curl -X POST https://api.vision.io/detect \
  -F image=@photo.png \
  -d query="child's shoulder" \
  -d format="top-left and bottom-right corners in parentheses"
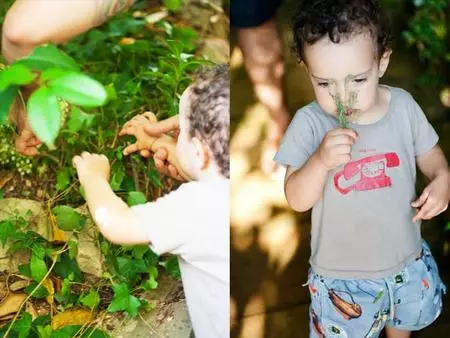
top-left (385, 85), bottom-right (417, 106)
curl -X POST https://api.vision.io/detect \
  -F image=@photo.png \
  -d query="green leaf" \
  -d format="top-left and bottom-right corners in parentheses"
top-left (67, 106), bottom-right (94, 132)
top-left (31, 245), bottom-right (48, 282)
top-left (142, 266), bottom-right (158, 290)
top-left (0, 220), bottom-right (15, 247)
top-left (27, 86), bottom-right (61, 145)
top-left (52, 205), bottom-right (86, 231)
top-left (80, 289), bottom-right (100, 310)
top-left (54, 252), bottom-right (83, 282)
top-left (55, 168), bottom-right (71, 191)
top-left (444, 222), bottom-right (450, 232)
top-left (107, 283), bottom-right (141, 317)
top-left (117, 257), bottom-right (147, 279)
top-left (127, 191), bottom-right (147, 206)
top-left (68, 239), bottom-right (78, 260)
top-left (37, 324), bottom-right (53, 338)
top-left (17, 44), bottom-right (80, 71)
top-left (106, 83), bottom-right (117, 101)
top-left (40, 68), bottom-right (71, 82)
top-left (0, 86), bottom-right (18, 125)
top-left (52, 325), bottom-right (108, 338)
top-left (160, 256), bottom-right (181, 280)
top-left (163, 0), bottom-right (182, 11)
top-left (0, 64), bottom-right (36, 91)
top-left (132, 246), bottom-right (149, 260)
top-left (19, 263), bottom-right (32, 279)
top-left (48, 72), bottom-right (107, 107)
top-left (33, 314), bottom-right (51, 327)
top-left (25, 281), bottom-right (49, 299)
top-left (148, 167), bottom-right (163, 188)
top-left (12, 312), bottom-right (32, 338)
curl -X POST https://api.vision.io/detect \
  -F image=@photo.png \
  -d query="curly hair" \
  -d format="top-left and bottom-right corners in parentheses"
top-left (187, 65), bottom-right (230, 178)
top-left (292, 0), bottom-right (393, 63)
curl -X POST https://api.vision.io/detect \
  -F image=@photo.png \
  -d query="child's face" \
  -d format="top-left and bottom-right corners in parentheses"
top-left (303, 32), bottom-right (391, 117)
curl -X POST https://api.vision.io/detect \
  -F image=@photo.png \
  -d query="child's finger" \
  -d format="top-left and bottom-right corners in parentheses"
top-left (154, 148), bottom-right (168, 160)
top-left (412, 201), bottom-right (433, 222)
top-left (123, 143), bottom-right (139, 156)
top-left (143, 111), bottom-right (157, 123)
top-left (140, 149), bottom-right (151, 158)
top-left (168, 164), bottom-right (179, 179)
top-left (72, 155), bottom-right (82, 168)
top-left (411, 190), bottom-right (430, 208)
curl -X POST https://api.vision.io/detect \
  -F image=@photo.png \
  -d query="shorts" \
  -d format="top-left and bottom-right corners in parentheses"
top-left (306, 240), bottom-right (446, 337)
top-left (230, 0), bottom-right (282, 28)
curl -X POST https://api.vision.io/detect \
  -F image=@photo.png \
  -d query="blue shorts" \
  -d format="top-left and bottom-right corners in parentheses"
top-left (307, 241), bottom-right (446, 337)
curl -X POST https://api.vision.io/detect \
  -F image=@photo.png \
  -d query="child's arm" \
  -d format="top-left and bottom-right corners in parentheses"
top-left (284, 128), bottom-right (358, 211)
top-left (73, 152), bottom-right (150, 245)
top-left (412, 145), bottom-right (450, 222)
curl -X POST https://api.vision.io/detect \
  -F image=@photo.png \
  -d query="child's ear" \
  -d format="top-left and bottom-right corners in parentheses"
top-left (378, 49), bottom-right (392, 78)
top-left (192, 137), bottom-right (209, 170)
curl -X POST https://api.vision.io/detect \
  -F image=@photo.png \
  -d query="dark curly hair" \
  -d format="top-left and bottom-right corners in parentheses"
top-left (292, 0), bottom-right (392, 63)
top-left (187, 65), bottom-right (229, 178)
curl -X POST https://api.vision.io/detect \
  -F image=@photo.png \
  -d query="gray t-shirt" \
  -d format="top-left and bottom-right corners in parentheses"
top-left (274, 86), bottom-right (438, 279)
top-left (131, 179), bottom-right (229, 338)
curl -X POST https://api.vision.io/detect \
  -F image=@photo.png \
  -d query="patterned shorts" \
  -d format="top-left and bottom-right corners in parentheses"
top-left (307, 241), bottom-right (446, 338)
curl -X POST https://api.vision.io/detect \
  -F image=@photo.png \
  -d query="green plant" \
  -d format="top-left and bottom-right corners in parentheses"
top-left (403, 0), bottom-right (450, 86)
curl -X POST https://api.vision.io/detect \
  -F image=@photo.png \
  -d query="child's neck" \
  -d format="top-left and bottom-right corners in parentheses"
top-left (193, 165), bottom-right (227, 182)
top-left (349, 85), bottom-right (391, 125)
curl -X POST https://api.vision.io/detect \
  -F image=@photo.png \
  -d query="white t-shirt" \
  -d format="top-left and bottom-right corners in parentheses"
top-left (131, 179), bottom-right (229, 338)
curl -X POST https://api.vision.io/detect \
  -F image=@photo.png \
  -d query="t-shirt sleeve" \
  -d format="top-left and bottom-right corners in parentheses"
top-left (130, 183), bottom-right (195, 256)
top-left (274, 108), bottom-right (317, 168)
top-left (407, 94), bottom-right (439, 156)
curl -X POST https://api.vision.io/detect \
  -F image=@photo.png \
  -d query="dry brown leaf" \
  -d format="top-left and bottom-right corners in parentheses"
top-left (51, 308), bottom-right (94, 330)
top-left (9, 280), bottom-right (30, 292)
top-left (0, 173), bottom-right (13, 190)
top-left (42, 279), bottom-right (54, 305)
top-left (119, 37), bottom-right (136, 46)
top-left (25, 301), bottom-right (38, 320)
top-left (0, 293), bottom-right (27, 317)
top-left (50, 213), bottom-right (67, 243)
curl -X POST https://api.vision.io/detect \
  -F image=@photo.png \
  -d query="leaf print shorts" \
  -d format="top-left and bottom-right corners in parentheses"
top-left (307, 240), bottom-right (446, 338)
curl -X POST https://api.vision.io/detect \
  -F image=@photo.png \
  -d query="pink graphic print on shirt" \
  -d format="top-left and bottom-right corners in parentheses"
top-left (334, 152), bottom-right (400, 195)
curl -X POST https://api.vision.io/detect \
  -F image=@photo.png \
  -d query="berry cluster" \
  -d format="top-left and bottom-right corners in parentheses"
top-left (0, 125), bottom-right (33, 176)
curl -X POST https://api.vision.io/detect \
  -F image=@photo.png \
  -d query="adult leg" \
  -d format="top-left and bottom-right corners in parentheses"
top-left (236, 18), bottom-right (290, 173)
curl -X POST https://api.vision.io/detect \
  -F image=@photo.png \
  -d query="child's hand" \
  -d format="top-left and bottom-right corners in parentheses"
top-left (73, 152), bottom-right (110, 185)
top-left (119, 112), bottom-right (158, 156)
top-left (317, 128), bottom-right (358, 169)
top-left (412, 173), bottom-right (450, 222)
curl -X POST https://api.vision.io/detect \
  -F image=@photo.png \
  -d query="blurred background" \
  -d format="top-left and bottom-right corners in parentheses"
top-left (230, 0), bottom-right (450, 337)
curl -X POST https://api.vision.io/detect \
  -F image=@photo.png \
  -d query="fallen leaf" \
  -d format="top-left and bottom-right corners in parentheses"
top-left (119, 37), bottom-right (135, 46)
top-left (25, 301), bottom-right (38, 320)
top-left (145, 11), bottom-right (168, 24)
top-left (0, 173), bottom-right (13, 190)
top-left (51, 308), bottom-right (93, 330)
top-left (9, 280), bottom-right (30, 292)
top-left (0, 293), bottom-right (27, 317)
top-left (42, 278), bottom-right (54, 305)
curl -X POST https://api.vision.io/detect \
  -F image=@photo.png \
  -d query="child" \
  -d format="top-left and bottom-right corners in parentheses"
top-left (72, 65), bottom-right (229, 338)
top-left (274, 1), bottom-right (450, 337)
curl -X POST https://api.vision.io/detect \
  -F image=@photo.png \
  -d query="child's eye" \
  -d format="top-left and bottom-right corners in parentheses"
top-left (354, 78), bottom-right (367, 84)
top-left (318, 82), bottom-right (329, 88)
